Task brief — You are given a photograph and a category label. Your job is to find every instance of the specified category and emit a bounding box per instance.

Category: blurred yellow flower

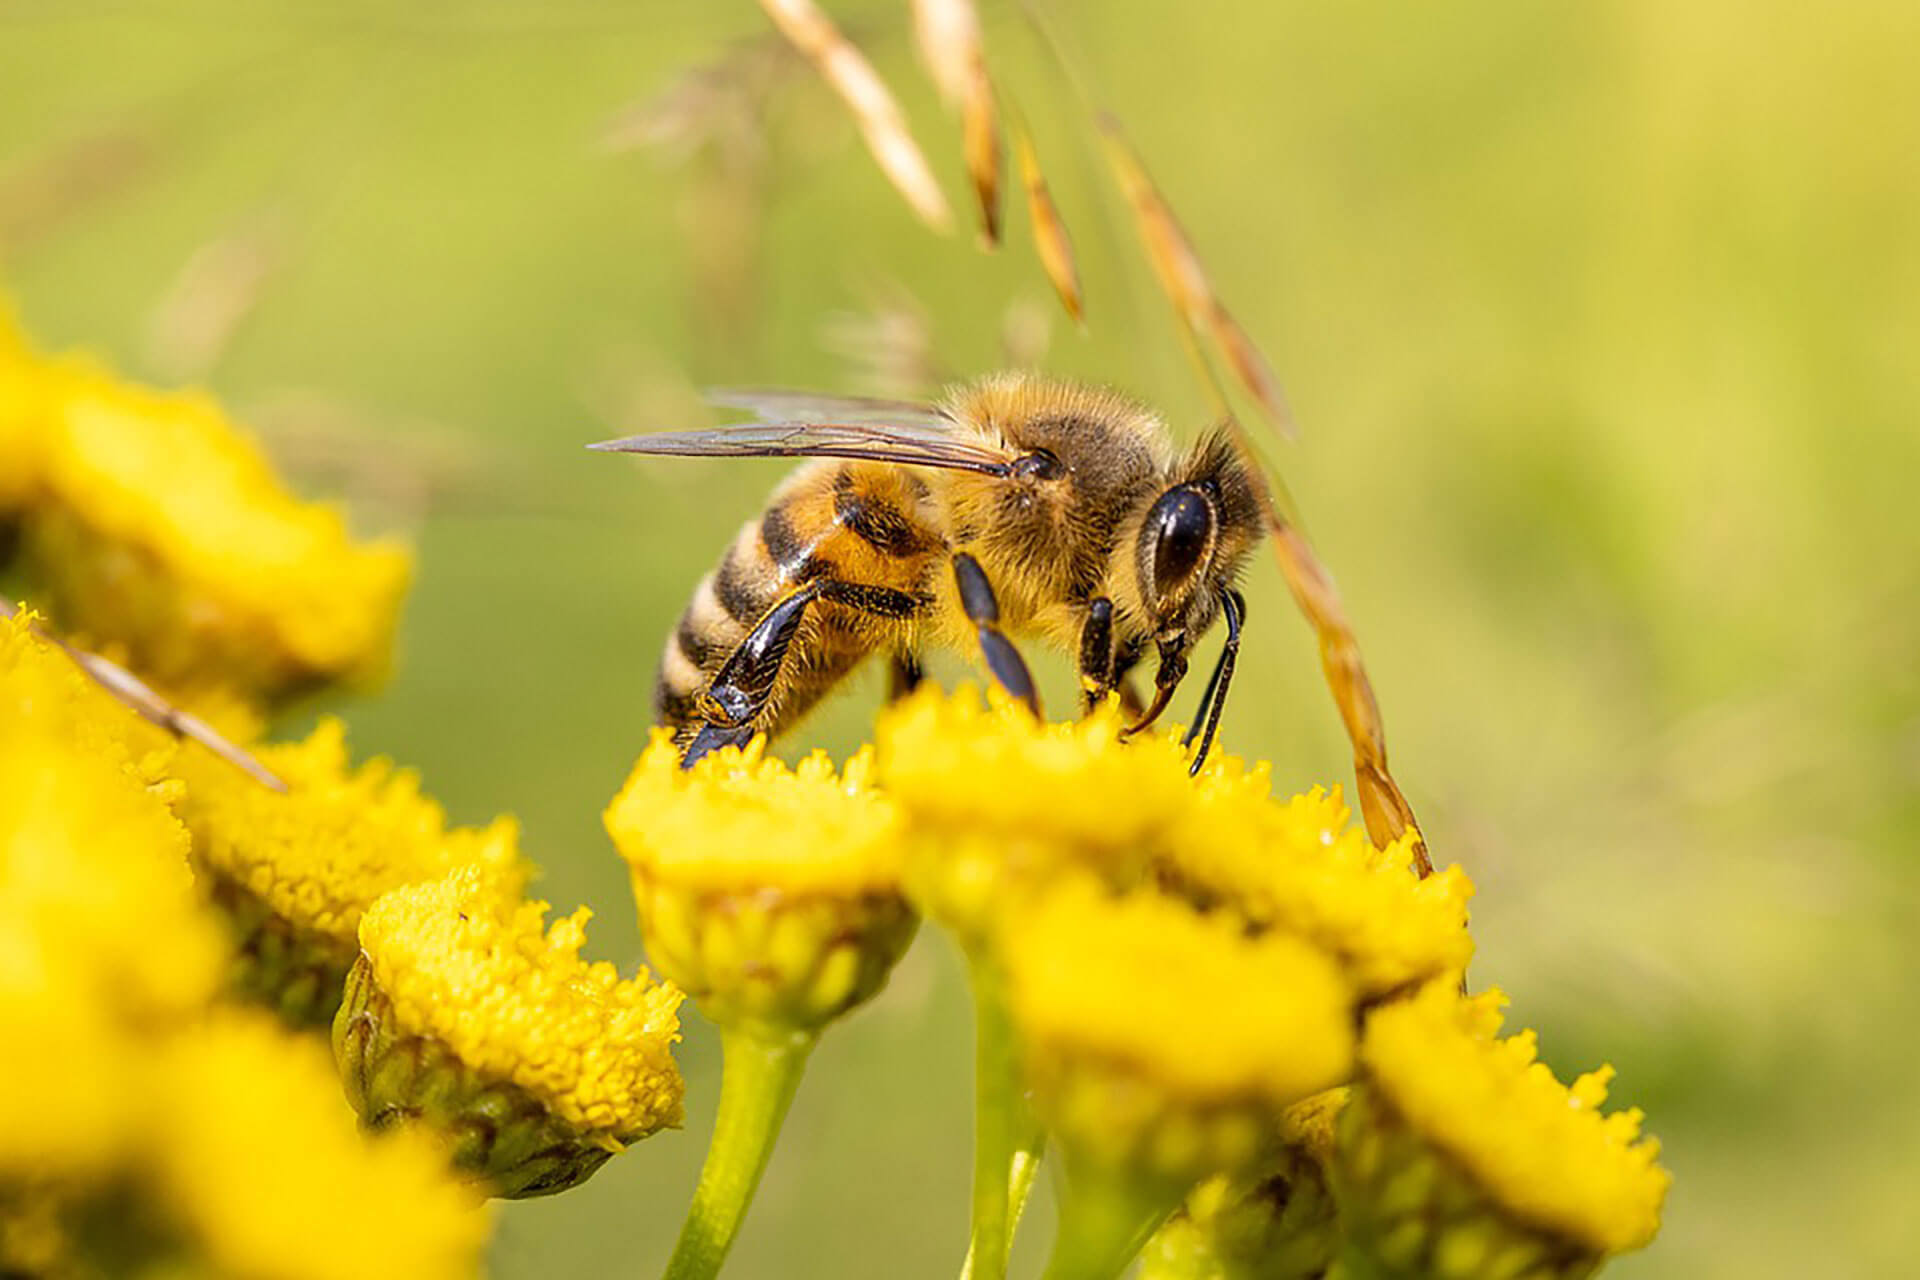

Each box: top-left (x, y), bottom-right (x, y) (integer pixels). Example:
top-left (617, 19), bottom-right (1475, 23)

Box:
top-left (350, 864), bottom-right (685, 1149)
top-left (1352, 983), bottom-right (1669, 1257)
top-left (1004, 881), bottom-right (1357, 1182)
top-left (0, 303), bottom-right (41, 511)
top-left (16, 350), bottom-right (409, 700)
top-left (175, 717), bottom-right (523, 1026)
top-left (607, 732), bottom-right (916, 1035)
top-left (154, 1011), bottom-right (490, 1280)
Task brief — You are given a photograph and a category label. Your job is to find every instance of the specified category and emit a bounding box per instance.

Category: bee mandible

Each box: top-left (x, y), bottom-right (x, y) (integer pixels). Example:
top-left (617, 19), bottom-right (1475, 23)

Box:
top-left (591, 373), bottom-right (1265, 772)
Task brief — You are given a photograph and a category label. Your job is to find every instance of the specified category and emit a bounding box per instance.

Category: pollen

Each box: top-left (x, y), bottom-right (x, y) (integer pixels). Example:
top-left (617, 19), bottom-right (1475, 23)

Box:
top-left (1357, 982), bottom-right (1671, 1256)
top-left (356, 864), bottom-right (686, 1140)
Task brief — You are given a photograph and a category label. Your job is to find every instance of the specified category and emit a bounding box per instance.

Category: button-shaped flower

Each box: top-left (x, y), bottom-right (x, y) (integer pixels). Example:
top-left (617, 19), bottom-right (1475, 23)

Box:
top-left (606, 731), bottom-right (916, 1036)
top-left (606, 732), bottom-right (917, 1280)
top-left (338, 864), bottom-right (685, 1198)
top-left (174, 719), bottom-right (522, 1028)
top-left (1330, 983), bottom-right (1670, 1279)
top-left (17, 351), bottom-right (409, 702)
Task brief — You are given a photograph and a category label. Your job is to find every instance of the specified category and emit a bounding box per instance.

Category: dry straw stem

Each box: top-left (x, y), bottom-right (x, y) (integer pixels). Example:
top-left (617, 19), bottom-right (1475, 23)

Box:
top-left (0, 595), bottom-right (285, 792)
top-left (1096, 115), bottom-right (1295, 442)
top-left (1089, 116), bottom-right (1429, 877)
top-left (1007, 97), bottom-right (1084, 324)
top-left (760, 0), bottom-right (952, 233)
top-left (911, 0), bottom-right (1001, 244)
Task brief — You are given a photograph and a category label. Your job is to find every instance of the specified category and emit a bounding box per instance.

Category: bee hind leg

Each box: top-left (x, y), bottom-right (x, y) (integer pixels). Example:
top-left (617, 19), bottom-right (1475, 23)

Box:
top-left (952, 553), bottom-right (1040, 715)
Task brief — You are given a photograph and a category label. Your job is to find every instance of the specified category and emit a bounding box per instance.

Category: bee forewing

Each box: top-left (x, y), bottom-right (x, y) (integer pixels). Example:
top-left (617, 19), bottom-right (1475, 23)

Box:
top-left (589, 419), bottom-right (1014, 475)
top-left (705, 387), bottom-right (951, 428)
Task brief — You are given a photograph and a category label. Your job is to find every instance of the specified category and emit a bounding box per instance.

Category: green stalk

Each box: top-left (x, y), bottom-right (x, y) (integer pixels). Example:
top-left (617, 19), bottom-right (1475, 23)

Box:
top-left (1040, 1159), bottom-right (1184, 1280)
top-left (961, 955), bottom-right (1044, 1280)
top-left (662, 1026), bottom-right (815, 1280)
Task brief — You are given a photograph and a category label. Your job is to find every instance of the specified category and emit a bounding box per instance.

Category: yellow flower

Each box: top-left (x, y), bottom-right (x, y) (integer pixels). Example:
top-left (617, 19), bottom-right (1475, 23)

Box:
top-left (153, 1011), bottom-right (491, 1280)
top-left (1004, 881), bottom-right (1357, 1183)
top-left (175, 718), bottom-right (523, 1027)
top-left (1155, 780), bottom-right (1475, 998)
top-left (19, 351), bottom-right (409, 700)
top-left (607, 731), bottom-right (917, 1035)
top-left (341, 864), bottom-right (685, 1197)
top-left (1333, 983), bottom-right (1670, 1276)
top-left (0, 303), bottom-right (41, 511)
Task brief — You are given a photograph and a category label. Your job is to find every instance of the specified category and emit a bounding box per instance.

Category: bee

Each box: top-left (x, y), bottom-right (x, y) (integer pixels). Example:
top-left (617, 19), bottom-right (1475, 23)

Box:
top-left (591, 373), bottom-right (1264, 772)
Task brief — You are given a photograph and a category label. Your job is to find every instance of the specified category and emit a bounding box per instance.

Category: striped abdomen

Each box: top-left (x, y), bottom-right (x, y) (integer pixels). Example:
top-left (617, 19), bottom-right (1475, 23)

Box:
top-left (654, 460), bottom-right (944, 745)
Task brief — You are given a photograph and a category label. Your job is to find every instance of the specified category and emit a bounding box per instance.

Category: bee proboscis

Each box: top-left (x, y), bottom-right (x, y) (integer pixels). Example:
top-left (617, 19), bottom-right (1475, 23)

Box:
top-left (592, 373), bottom-right (1265, 771)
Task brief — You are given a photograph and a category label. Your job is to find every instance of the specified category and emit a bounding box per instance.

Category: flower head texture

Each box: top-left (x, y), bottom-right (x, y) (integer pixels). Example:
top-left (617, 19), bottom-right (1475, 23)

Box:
top-left (1004, 881), bottom-right (1357, 1181)
top-left (154, 1011), bottom-right (490, 1280)
top-left (607, 733), bottom-right (917, 1035)
top-left (354, 864), bottom-right (686, 1143)
top-left (1155, 780), bottom-right (1475, 998)
top-left (17, 350), bottom-right (409, 699)
top-left (1352, 982), bottom-right (1670, 1258)
top-left (176, 718), bottom-right (524, 1023)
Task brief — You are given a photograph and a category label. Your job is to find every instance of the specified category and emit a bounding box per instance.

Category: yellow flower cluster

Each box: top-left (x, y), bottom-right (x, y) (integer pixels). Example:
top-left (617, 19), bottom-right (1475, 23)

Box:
top-left (1351, 982), bottom-right (1671, 1257)
top-left (607, 732), bottom-right (917, 1034)
top-left (0, 328), bottom-right (409, 702)
top-left (175, 717), bottom-right (523, 1024)
top-left (355, 864), bottom-right (686, 1142)
top-left (0, 613), bottom-right (490, 1279)
top-left (152, 1012), bottom-right (491, 1280)
top-left (1004, 882), bottom-right (1355, 1180)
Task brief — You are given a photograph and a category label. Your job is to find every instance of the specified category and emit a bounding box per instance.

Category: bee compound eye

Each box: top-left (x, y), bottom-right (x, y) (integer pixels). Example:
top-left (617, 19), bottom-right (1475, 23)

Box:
top-left (1147, 486), bottom-right (1214, 598)
top-left (1011, 450), bottom-right (1062, 481)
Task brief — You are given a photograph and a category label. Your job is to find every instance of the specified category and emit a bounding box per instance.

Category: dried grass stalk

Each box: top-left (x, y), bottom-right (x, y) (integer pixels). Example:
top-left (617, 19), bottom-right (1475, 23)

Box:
top-left (1096, 115), bottom-right (1296, 440)
top-left (912, 0), bottom-right (1000, 244)
top-left (1009, 106), bottom-right (1083, 323)
top-left (0, 596), bottom-right (285, 792)
top-left (143, 220), bottom-right (279, 380)
top-left (1267, 525), bottom-right (1432, 877)
top-left (760, 0), bottom-right (952, 232)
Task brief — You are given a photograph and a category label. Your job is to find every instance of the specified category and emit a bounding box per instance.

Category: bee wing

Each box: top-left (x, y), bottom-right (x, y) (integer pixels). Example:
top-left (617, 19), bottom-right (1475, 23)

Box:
top-left (589, 419), bottom-right (1014, 476)
top-left (705, 387), bottom-right (952, 429)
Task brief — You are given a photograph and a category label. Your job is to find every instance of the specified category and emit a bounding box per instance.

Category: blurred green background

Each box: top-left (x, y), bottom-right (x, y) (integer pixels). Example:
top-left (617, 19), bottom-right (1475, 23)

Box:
top-left (4, 1), bottom-right (1915, 1276)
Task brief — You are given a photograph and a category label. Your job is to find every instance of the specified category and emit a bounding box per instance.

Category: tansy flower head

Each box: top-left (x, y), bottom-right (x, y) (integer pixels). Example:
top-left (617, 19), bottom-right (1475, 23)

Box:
top-left (1332, 983), bottom-right (1670, 1277)
top-left (339, 864), bottom-right (685, 1197)
top-left (0, 305), bottom-right (42, 511)
top-left (607, 732), bottom-right (917, 1035)
top-left (1155, 782), bottom-right (1475, 998)
top-left (175, 718), bottom-right (523, 1028)
top-left (876, 687), bottom-right (1196, 936)
top-left (19, 352), bottom-right (409, 701)
top-left (153, 1011), bottom-right (490, 1280)
top-left (1003, 880), bottom-right (1357, 1184)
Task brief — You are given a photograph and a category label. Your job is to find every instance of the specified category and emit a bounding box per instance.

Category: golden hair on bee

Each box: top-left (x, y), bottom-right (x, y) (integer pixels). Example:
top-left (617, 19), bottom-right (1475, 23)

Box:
top-left (591, 372), bottom-right (1265, 774)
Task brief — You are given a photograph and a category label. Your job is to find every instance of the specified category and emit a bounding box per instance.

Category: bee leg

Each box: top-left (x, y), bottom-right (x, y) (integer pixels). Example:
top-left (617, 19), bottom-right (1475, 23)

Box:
top-left (691, 580), bottom-right (825, 737)
top-left (1077, 597), bottom-right (1115, 714)
top-left (681, 721), bottom-right (758, 768)
top-left (1180, 589), bottom-right (1245, 775)
top-left (887, 651), bottom-right (925, 701)
top-left (952, 553), bottom-right (1040, 715)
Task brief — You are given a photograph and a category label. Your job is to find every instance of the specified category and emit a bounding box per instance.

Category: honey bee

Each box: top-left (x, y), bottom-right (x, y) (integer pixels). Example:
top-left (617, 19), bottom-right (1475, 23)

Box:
top-left (592, 373), bottom-right (1265, 771)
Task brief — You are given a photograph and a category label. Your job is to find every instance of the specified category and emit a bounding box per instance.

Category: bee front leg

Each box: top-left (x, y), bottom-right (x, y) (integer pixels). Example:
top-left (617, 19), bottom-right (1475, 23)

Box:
top-left (887, 651), bottom-right (925, 702)
top-left (1180, 589), bottom-right (1245, 775)
top-left (1077, 597), bottom-right (1115, 714)
top-left (952, 553), bottom-right (1040, 715)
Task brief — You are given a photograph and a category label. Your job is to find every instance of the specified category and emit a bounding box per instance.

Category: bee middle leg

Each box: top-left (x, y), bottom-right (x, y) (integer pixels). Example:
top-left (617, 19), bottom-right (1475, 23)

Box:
top-left (952, 553), bottom-right (1039, 715)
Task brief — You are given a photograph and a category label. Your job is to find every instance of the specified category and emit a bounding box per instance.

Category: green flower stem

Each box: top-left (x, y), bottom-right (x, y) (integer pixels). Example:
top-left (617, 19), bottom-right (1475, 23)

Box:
top-left (662, 1026), bottom-right (815, 1280)
top-left (961, 955), bottom-right (1043, 1280)
top-left (1040, 1159), bottom-right (1185, 1280)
